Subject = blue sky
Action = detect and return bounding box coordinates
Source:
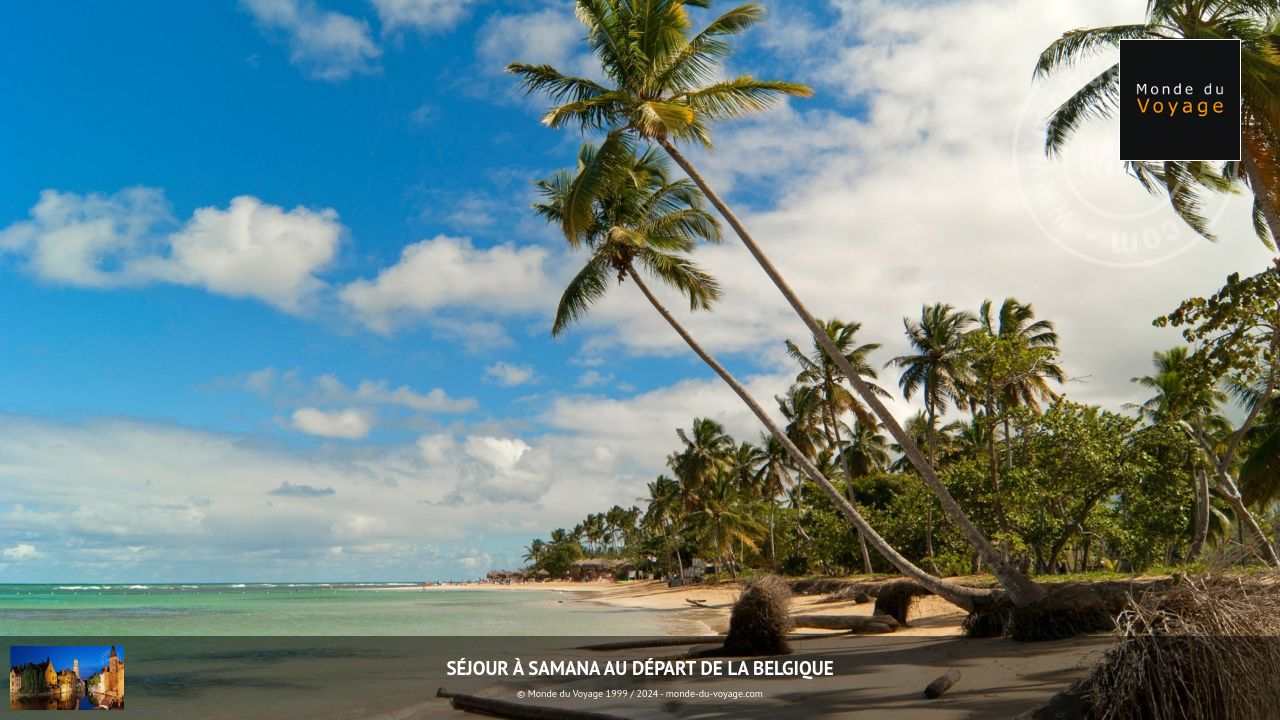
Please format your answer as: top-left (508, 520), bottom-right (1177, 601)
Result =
top-left (0, 0), bottom-right (1272, 582)
top-left (10, 645), bottom-right (122, 676)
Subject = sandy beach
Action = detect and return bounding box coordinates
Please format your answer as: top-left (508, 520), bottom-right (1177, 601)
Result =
top-left (416, 579), bottom-right (1113, 719)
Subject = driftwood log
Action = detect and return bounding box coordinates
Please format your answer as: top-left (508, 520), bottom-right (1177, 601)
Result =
top-left (923, 669), bottom-right (962, 698)
top-left (437, 689), bottom-right (629, 720)
top-left (791, 613), bottom-right (899, 633)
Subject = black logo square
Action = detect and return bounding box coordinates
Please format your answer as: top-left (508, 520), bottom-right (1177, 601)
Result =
top-left (1119, 39), bottom-right (1241, 161)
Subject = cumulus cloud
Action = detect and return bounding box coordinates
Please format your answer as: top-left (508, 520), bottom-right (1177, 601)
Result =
top-left (370, 0), bottom-right (478, 33)
top-left (0, 414), bottom-right (642, 580)
top-left (290, 407), bottom-right (375, 439)
top-left (0, 189), bottom-right (342, 313)
top-left (477, 5), bottom-right (598, 83)
top-left (484, 361), bottom-right (535, 387)
top-left (552, 0), bottom-right (1274, 416)
top-left (338, 235), bottom-right (551, 334)
top-left (241, 0), bottom-right (381, 81)
top-left (221, 368), bottom-right (477, 415)
top-left (2, 543), bottom-right (45, 561)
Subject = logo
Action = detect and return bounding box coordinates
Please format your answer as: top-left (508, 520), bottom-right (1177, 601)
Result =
top-left (1119, 39), bottom-right (1241, 161)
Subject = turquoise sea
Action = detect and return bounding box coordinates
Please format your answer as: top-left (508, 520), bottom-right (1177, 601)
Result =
top-left (0, 583), bottom-right (673, 636)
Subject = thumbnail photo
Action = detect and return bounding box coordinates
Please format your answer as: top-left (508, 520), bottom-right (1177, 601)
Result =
top-left (9, 646), bottom-right (124, 711)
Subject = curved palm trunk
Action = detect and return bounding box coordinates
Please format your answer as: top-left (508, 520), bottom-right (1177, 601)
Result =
top-left (626, 266), bottom-right (990, 610)
top-left (1216, 476), bottom-right (1280, 566)
top-left (1186, 465), bottom-right (1210, 563)
top-left (657, 139), bottom-right (1046, 607)
top-left (1242, 144), bottom-right (1280, 247)
top-left (826, 397), bottom-right (874, 575)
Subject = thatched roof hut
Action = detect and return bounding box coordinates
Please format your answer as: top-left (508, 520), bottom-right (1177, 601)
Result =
top-left (569, 558), bottom-right (634, 577)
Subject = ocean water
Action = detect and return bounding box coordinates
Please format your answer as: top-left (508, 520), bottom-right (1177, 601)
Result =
top-left (0, 583), bottom-right (672, 636)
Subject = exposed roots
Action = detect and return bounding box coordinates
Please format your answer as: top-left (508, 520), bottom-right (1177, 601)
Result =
top-left (720, 575), bottom-right (793, 657)
top-left (962, 594), bottom-right (1012, 638)
top-left (873, 580), bottom-right (930, 626)
top-left (1080, 575), bottom-right (1280, 720)
top-left (1008, 584), bottom-right (1115, 642)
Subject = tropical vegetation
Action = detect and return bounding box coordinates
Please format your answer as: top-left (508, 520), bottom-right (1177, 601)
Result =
top-left (510, 0), bottom-right (1280, 611)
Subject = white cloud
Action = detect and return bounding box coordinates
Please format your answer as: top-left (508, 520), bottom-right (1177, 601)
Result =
top-left (370, 0), bottom-right (477, 33)
top-left (290, 407), bottom-right (375, 439)
top-left (550, 0), bottom-right (1274, 417)
top-left (229, 368), bottom-right (477, 414)
top-left (484, 361), bottom-right (535, 387)
top-left (242, 0), bottom-right (381, 81)
top-left (2, 543), bottom-right (44, 561)
top-left (350, 379), bottom-right (478, 412)
top-left (477, 6), bottom-right (595, 78)
top-left (0, 187), bottom-right (170, 288)
top-left (575, 370), bottom-right (612, 388)
top-left (0, 413), bottom-right (647, 580)
top-left (0, 189), bottom-right (342, 313)
top-left (338, 235), bottom-right (551, 334)
top-left (464, 436), bottom-right (529, 471)
top-left (135, 196), bottom-right (341, 313)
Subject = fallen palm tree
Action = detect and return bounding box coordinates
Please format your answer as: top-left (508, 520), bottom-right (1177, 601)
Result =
top-left (1083, 576), bottom-right (1280, 720)
top-left (1019, 575), bottom-right (1280, 720)
top-left (790, 613), bottom-right (898, 633)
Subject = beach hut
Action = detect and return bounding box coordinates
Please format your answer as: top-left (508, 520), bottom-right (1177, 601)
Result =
top-left (568, 558), bottom-right (634, 582)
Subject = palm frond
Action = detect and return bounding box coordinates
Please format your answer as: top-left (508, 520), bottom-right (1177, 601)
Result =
top-left (655, 3), bottom-right (764, 91)
top-left (553, 255), bottom-right (613, 337)
top-left (1034, 24), bottom-right (1150, 79)
top-left (1044, 63), bottom-right (1119, 157)
top-left (682, 76), bottom-right (813, 122)
top-left (638, 249), bottom-right (722, 311)
top-left (561, 131), bottom-right (635, 244)
top-left (506, 63), bottom-right (606, 103)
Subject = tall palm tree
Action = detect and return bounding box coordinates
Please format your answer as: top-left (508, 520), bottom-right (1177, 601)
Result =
top-left (1130, 346), bottom-right (1229, 560)
top-left (891, 303), bottom-right (976, 468)
top-left (512, 0), bottom-right (1044, 606)
top-left (693, 471), bottom-right (764, 577)
top-left (522, 538), bottom-right (547, 566)
top-left (645, 475), bottom-right (687, 578)
top-left (979, 298), bottom-right (1066, 415)
top-left (975, 298), bottom-right (1066, 475)
top-left (539, 141), bottom-right (994, 609)
top-left (1036, 0), bottom-right (1280, 245)
top-left (787, 318), bottom-right (888, 573)
top-left (786, 318), bottom-right (888, 430)
top-left (752, 433), bottom-right (790, 568)
top-left (669, 418), bottom-right (735, 502)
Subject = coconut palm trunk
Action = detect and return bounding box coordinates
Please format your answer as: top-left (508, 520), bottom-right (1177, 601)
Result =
top-left (1242, 145), bottom-right (1280, 246)
top-left (625, 265), bottom-right (990, 609)
top-left (1187, 465), bottom-right (1210, 563)
top-left (1217, 474), bottom-right (1280, 566)
top-left (656, 138), bottom-right (1046, 607)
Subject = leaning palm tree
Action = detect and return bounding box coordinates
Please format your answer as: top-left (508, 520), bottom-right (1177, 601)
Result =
top-left (540, 141), bottom-right (994, 609)
top-left (891, 303), bottom-right (976, 468)
top-left (512, 0), bottom-right (1044, 606)
top-left (1036, 0), bottom-right (1280, 245)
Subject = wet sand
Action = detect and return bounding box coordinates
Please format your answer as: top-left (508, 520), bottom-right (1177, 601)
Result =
top-left (412, 580), bottom-right (1112, 719)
